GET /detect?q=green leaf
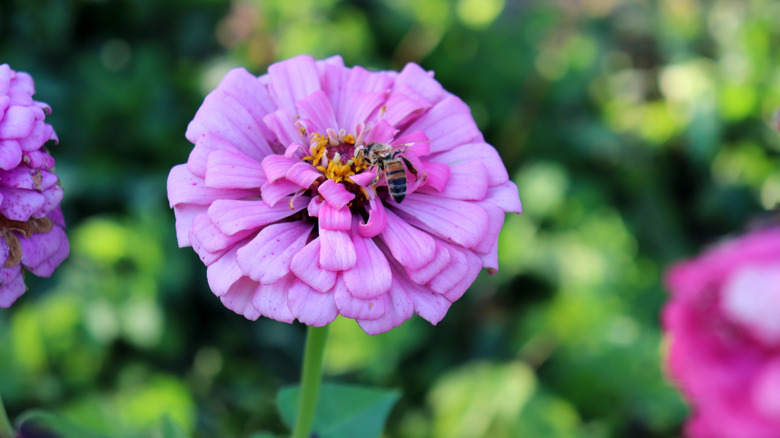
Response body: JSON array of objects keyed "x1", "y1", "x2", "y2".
[
  {"x1": 248, "y1": 433, "x2": 277, "y2": 438},
  {"x1": 277, "y1": 383, "x2": 400, "y2": 438},
  {"x1": 16, "y1": 410, "x2": 111, "y2": 438}
]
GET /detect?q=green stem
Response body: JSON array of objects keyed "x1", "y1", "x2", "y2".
[
  {"x1": 290, "y1": 324, "x2": 329, "y2": 438},
  {"x1": 0, "y1": 393, "x2": 14, "y2": 438}
]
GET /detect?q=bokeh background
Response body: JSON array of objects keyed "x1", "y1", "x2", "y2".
[{"x1": 1, "y1": 0, "x2": 779, "y2": 436}]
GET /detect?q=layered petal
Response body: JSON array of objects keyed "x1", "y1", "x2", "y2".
[
  {"x1": 237, "y1": 221, "x2": 313, "y2": 284},
  {"x1": 392, "y1": 193, "x2": 489, "y2": 250},
  {"x1": 343, "y1": 223, "x2": 392, "y2": 299}
]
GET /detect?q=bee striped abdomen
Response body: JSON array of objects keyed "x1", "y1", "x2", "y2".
[{"x1": 386, "y1": 161, "x2": 407, "y2": 203}]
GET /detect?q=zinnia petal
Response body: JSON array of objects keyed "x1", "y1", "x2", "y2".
[
  {"x1": 236, "y1": 221, "x2": 313, "y2": 284},
  {"x1": 333, "y1": 276, "x2": 386, "y2": 320},
  {"x1": 402, "y1": 95, "x2": 483, "y2": 154},
  {"x1": 290, "y1": 238, "x2": 337, "y2": 292},
  {"x1": 343, "y1": 224, "x2": 392, "y2": 299}
]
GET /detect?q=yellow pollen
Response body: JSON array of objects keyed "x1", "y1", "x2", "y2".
[{"x1": 302, "y1": 131, "x2": 366, "y2": 185}]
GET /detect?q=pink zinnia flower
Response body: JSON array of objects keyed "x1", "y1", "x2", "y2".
[
  {"x1": 0, "y1": 64, "x2": 68, "y2": 308},
  {"x1": 167, "y1": 55, "x2": 521, "y2": 334},
  {"x1": 664, "y1": 226, "x2": 780, "y2": 437}
]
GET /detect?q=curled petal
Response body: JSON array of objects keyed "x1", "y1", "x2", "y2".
[
  {"x1": 260, "y1": 179, "x2": 301, "y2": 207},
  {"x1": 319, "y1": 202, "x2": 351, "y2": 231},
  {"x1": 308, "y1": 196, "x2": 323, "y2": 217},
  {"x1": 261, "y1": 154, "x2": 299, "y2": 183},
  {"x1": 359, "y1": 196, "x2": 386, "y2": 238},
  {"x1": 286, "y1": 162, "x2": 323, "y2": 189},
  {"x1": 318, "y1": 179, "x2": 355, "y2": 209},
  {"x1": 290, "y1": 238, "x2": 337, "y2": 292},
  {"x1": 350, "y1": 170, "x2": 378, "y2": 187}
]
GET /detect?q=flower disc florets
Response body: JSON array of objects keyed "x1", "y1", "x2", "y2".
[
  {"x1": 167, "y1": 55, "x2": 521, "y2": 334},
  {"x1": 0, "y1": 64, "x2": 69, "y2": 307}
]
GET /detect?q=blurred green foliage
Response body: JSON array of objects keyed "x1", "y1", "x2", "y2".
[{"x1": 1, "y1": 0, "x2": 779, "y2": 436}]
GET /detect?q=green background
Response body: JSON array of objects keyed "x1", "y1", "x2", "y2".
[{"x1": 1, "y1": 0, "x2": 779, "y2": 436}]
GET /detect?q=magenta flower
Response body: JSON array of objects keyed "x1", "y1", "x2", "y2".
[
  {"x1": 167, "y1": 55, "x2": 521, "y2": 334},
  {"x1": 664, "y1": 226, "x2": 780, "y2": 437},
  {"x1": 0, "y1": 64, "x2": 69, "y2": 308}
]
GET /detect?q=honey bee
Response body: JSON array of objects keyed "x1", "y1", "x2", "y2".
[{"x1": 354, "y1": 142, "x2": 419, "y2": 203}]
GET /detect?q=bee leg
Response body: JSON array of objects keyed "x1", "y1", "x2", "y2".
[
  {"x1": 370, "y1": 162, "x2": 383, "y2": 185},
  {"x1": 400, "y1": 156, "x2": 419, "y2": 181}
]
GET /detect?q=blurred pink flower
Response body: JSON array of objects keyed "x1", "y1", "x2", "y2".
[
  {"x1": 0, "y1": 64, "x2": 68, "y2": 308},
  {"x1": 664, "y1": 226, "x2": 780, "y2": 437},
  {"x1": 168, "y1": 55, "x2": 521, "y2": 334}
]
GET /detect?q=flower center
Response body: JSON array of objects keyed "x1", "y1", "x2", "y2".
[
  {"x1": 301, "y1": 130, "x2": 374, "y2": 212},
  {"x1": 302, "y1": 130, "x2": 370, "y2": 184}
]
